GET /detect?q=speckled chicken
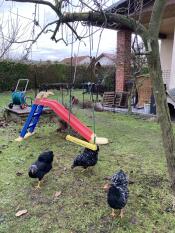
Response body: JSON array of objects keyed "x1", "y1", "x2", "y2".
[
  {"x1": 71, "y1": 146, "x2": 99, "y2": 170},
  {"x1": 28, "y1": 151, "x2": 54, "y2": 189},
  {"x1": 104, "y1": 170, "x2": 129, "y2": 218}
]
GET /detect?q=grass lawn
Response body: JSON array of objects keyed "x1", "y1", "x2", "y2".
[{"x1": 0, "y1": 90, "x2": 175, "y2": 233}]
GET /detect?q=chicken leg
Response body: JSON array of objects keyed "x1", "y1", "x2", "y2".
[
  {"x1": 119, "y1": 209, "x2": 124, "y2": 218},
  {"x1": 35, "y1": 180, "x2": 41, "y2": 189},
  {"x1": 111, "y1": 209, "x2": 116, "y2": 218},
  {"x1": 81, "y1": 168, "x2": 87, "y2": 173},
  {"x1": 81, "y1": 167, "x2": 90, "y2": 173}
]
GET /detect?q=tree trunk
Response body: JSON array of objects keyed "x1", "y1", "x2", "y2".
[{"x1": 147, "y1": 39, "x2": 175, "y2": 194}]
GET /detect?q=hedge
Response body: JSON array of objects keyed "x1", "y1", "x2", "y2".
[{"x1": 0, "y1": 60, "x2": 116, "y2": 92}]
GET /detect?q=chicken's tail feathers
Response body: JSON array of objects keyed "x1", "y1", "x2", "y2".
[{"x1": 38, "y1": 151, "x2": 54, "y2": 163}]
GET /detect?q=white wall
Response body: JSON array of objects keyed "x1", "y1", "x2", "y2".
[
  {"x1": 160, "y1": 35, "x2": 174, "y2": 88},
  {"x1": 97, "y1": 57, "x2": 115, "y2": 65},
  {"x1": 79, "y1": 57, "x2": 90, "y2": 65},
  {"x1": 170, "y1": 29, "x2": 175, "y2": 89},
  {"x1": 160, "y1": 36, "x2": 173, "y2": 71}
]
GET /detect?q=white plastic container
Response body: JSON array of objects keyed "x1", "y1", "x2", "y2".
[{"x1": 144, "y1": 103, "x2": 150, "y2": 114}]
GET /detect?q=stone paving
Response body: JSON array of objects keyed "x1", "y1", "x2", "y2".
[{"x1": 102, "y1": 106, "x2": 156, "y2": 118}]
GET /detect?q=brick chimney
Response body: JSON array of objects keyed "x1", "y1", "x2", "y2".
[{"x1": 115, "y1": 30, "x2": 132, "y2": 92}]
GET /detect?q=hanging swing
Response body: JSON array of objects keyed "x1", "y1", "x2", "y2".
[{"x1": 65, "y1": 26, "x2": 98, "y2": 151}]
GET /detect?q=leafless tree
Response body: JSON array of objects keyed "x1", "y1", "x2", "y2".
[
  {"x1": 0, "y1": 9, "x2": 21, "y2": 59},
  {"x1": 5, "y1": 0, "x2": 175, "y2": 200},
  {"x1": 0, "y1": 1, "x2": 42, "y2": 60}
]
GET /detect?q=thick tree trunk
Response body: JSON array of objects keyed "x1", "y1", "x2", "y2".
[
  {"x1": 146, "y1": 0, "x2": 175, "y2": 194},
  {"x1": 147, "y1": 39, "x2": 175, "y2": 193}
]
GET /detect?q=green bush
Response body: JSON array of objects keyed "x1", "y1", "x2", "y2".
[
  {"x1": 0, "y1": 60, "x2": 116, "y2": 91},
  {"x1": 0, "y1": 61, "x2": 28, "y2": 91},
  {"x1": 100, "y1": 66, "x2": 116, "y2": 91}
]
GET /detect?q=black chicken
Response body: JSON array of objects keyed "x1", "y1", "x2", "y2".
[
  {"x1": 28, "y1": 151, "x2": 54, "y2": 189},
  {"x1": 71, "y1": 146, "x2": 99, "y2": 171},
  {"x1": 104, "y1": 170, "x2": 129, "y2": 218},
  {"x1": 57, "y1": 119, "x2": 68, "y2": 132}
]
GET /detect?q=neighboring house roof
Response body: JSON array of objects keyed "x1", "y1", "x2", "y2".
[
  {"x1": 60, "y1": 56, "x2": 90, "y2": 65},
  {"x1": 106, "y1": 0, "x2": 154, "y2": 14},
  {"x1": 105, "y1": 0, "x2": 175, "y2": 35},
  {"x1": 61, "y1": 53, "x2": 116, "y2": 67},
  {"x1": 95, "y1": 53, "x2": 116, "y2": 65}
]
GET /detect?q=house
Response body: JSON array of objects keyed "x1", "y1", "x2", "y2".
[
  {"x1": 107, "y1": 0, "x2": 175, "y2": 92},
  {"x1": 95, "y1": 53, "x2": 116, "y2": 66},
  {"x1": 60, "y1": 56, "x2": 90, "y2": 65},
  {"x1": 60, "y1": 53, "x2": 116, "y2": 66}
]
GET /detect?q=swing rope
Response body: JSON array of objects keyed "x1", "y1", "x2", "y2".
[
  {"x1": 68, "y1": 26, "x2": 74, "y2": 135},
  {"x1": 66, "y1": 23, "x2": 98, "y2": 149},
  {"x1": 89, "y1": 25, "x2": 96, "y2": 144},
  {"x1": 68, "y1": 22, "x2": 81, "y2": 134}
]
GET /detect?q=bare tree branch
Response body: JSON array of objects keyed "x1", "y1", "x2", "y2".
[
  {"x1": 0, "y1": 9, "x2": 25, "y2": 59},
  {"x1": 6, "y1": 0, "x2": 149, "y2": 41},
  {"x1": 8, "y1": 20, "x2": 59, "y2": 44},
  {"x1": 6, "y1": 0, "x2": 59, "y2": 16},
  {"x1": 61, "y1": 12, "x2": 148, "y2": 39}
]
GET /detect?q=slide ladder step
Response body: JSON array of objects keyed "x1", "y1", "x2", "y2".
[
  {"x1": 16, "y1": 104, "x2": 43, "y2": 140},
  {"x1": 28, "y1": 123, "x2": 37, "y2": 129},
  {"x1": 33, "y1": 112, "x2": 41, "y2": 117}
]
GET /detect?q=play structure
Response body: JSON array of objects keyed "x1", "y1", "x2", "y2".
[
  {"x1": 8, "y1": 79, "x2": 32, "y2": 109},
  {"x1": 15, "y1": 23, "x2": 110, "y2": 148},
  {"x1": 15, "y1": 93, "x2": 108, "y2": 149}
]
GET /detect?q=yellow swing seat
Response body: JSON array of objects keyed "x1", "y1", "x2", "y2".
[{"x1": 66, "y1": 135, "x2": 97, "y2": 151}]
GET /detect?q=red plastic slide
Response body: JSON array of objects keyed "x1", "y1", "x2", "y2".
[{"x1": 34, "y1": 98, "x2": 94, "y2": 142}]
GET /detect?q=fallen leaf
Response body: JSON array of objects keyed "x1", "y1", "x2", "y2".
[
  {"x1": 129, "y1": 179, "x2": 135, "y2": 184},
  {"x1": 54, "y1": 191, "x2": 62, "y2": 198},
  {"x1": 16, "y1": 172, "x2": 23, "y2": 176},
  {"x1": 130, "y1": 216, "x2": 138, "y2": 224},
  {"x1": 15, "y1": 209, "x2": 28, "y2": 217}
]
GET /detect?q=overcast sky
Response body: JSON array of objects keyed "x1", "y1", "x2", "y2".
[{"x1": 1, "y1": 0, "x2": 117, "y2": 61}]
